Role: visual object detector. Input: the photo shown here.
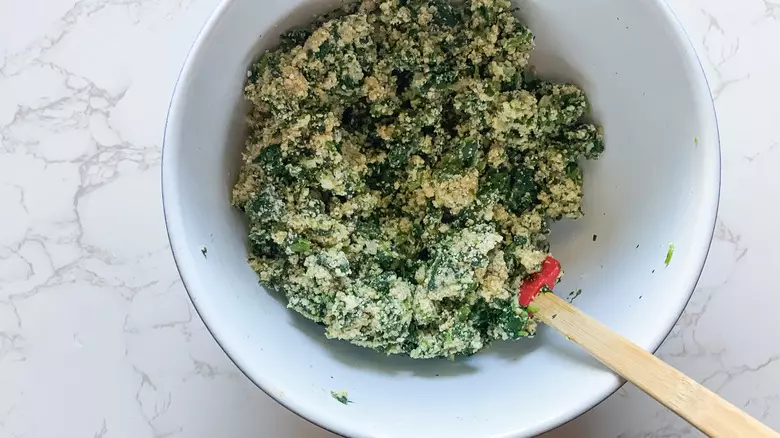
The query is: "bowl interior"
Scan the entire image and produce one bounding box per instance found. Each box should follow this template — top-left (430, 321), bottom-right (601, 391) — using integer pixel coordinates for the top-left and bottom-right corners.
top-left (162, 0), bottom-right (719, 436)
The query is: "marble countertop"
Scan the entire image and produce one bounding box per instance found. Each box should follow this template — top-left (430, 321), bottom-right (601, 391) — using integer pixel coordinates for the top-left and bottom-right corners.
top-left (1, 0), bottom-right (779, 436)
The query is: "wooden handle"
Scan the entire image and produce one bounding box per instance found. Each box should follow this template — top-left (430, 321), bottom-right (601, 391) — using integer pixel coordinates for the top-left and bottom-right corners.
top-left (533, 292), bottom-right (780, 438)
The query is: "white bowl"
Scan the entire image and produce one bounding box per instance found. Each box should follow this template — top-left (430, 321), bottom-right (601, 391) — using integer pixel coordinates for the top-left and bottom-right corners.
top-left (162, 0), bottom-right (720, 436)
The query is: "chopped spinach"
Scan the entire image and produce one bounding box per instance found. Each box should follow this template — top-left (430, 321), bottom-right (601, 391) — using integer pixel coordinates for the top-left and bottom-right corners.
top-left (233, 0), bottom-right (603, 359)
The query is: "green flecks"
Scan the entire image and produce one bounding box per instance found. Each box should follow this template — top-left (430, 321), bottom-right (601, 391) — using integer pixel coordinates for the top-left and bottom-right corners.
top-left (290, 239), bottom-right (311, 254)
top-left (478, 168), bottom-right (510, 203)
top-left (431, 0), bottom-right (459, 27)
top-left (280, 28), bottom-right (312, 50)
top-left (505, 167), bottom-right (539, 214)
top-left (330, 390), bottom-right (351, 405)
top-left (502, 30), bottom-right (533, 52)
top-left (314, 41), bottom-right (332, 59)
top-left (568, 289), bottom-right (582, 302)
top-left (200, 246), bottom-right (207, 258)
top-left (665, 243), bottom-right (675, 266)
top-left (439, 138), bottom-right (480, 173)
top-left (253, 144), bottom-right (286, 179)
top-left (694, 136), bottom-right (699, 146)
top-left (565, 161), bottom-right (582, 182)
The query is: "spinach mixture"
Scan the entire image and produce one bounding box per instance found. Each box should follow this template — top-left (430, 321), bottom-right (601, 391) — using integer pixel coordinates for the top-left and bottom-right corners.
top-left (232, 0), bottom-right (603, 359)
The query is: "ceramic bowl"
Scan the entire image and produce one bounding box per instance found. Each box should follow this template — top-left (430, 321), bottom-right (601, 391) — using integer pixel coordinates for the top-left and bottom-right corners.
top-left (162, 0), bottom-right (720, 436)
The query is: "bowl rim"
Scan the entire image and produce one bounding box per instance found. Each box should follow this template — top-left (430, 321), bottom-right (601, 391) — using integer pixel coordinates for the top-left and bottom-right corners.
top-left (161, 0), bottom-right (721, 435)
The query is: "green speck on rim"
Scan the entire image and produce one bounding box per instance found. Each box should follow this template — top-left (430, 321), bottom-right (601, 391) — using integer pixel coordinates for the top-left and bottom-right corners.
top-left (330, 390), bottom-right (350, 405)
top-left (665, 243), bottom-right (675, 266)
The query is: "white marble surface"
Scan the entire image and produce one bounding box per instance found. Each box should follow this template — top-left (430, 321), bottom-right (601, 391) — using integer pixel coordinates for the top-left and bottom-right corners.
top-left (0, 0), bottom-right (778, 436)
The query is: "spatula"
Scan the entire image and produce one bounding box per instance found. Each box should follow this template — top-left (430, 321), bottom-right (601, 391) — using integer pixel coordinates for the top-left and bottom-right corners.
top-left (525, 257), bottom-right (780, 438)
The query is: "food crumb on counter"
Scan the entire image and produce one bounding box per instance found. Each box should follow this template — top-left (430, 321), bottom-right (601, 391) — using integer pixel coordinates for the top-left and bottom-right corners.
top-left (200, 246), bottom-right (208, 258)
top-left (665, 243), bottom-right (674, 266)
